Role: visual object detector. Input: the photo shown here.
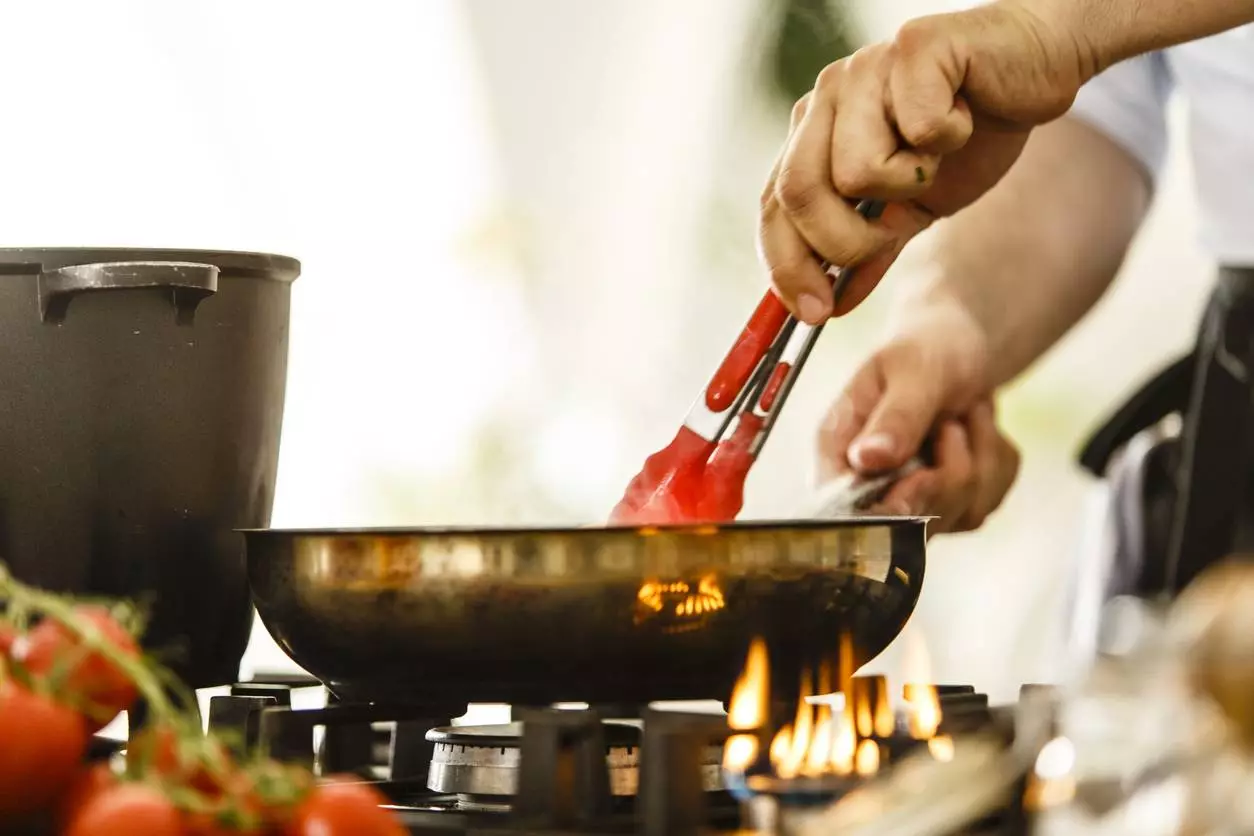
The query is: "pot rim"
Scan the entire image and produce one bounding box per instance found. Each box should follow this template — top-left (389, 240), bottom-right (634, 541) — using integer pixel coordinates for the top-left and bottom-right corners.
top-left (0, 247), bottom-right (300, 282)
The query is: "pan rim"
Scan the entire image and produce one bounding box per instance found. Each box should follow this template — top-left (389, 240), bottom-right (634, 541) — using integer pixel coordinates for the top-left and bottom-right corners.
top-left (238, 516), bottom-right (934, 537)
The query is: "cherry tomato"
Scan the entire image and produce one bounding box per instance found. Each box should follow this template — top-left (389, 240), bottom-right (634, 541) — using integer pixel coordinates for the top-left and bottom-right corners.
top-left (282, 779), bottom-right (406, 836)
top-left (14, 605), bottom-right (140, 731)
top-left (189, 772), bottom-right (273, 836)
top-left (0, 680), bottom-right (88, 817)
top-left (63, 782), bottom-right (184, 836)
top-left (54, 763), bottom-right (120, 829)
top-left (241, 761), bottom-right (314, 829)
top-left (128, 724), bottom-right (232, 795)
top-left (0, 622), bottom-right (18, 655)
top-left (183, 807), bottom-right (265, 836)
top-left (128, 724), bottom-right (185, 775)
top-left (130, 728), bottom-right (276, 834)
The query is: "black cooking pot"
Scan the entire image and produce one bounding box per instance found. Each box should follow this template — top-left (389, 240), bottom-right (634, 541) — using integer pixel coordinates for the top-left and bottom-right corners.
top-left (0, 249), bottom-right (299, 687)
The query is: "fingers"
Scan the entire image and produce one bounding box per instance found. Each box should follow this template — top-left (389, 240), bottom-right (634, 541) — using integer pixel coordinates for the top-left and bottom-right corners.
top-left (874, 420), bottom-right (969, 534)
top-left (873, 469), bottom-right (932, 517)
top-left (760, 92), bottom-right (813, 206)
top-left (847, 346), bottom-right (944, 473)
top-left (758, 207), bottom-right (839, 325)
top-left (906, 420), bottom-right (974, 533)
top-left (957, 400), bottom-right (1020, 529)
top-left (769, 82), bottom-right (889, 321)
top-left (777, 65), bottom-right (891, 264)
top-left (873, 399), bottom-right (1019, 534)
top-left (759, 31), bottom-right (968, 323)
top-left (888, 17), bottom-right (975, 153)
top-left (829, 48), bottom-right (942, 200)
top-left (831, 203), bottom-right (935, 317)
top-left (759, 18), bottom-right (981, 324)
top-left (759, 93), bottom-right (843, 325)
top-left (816, 360), bottom-right (887, 482)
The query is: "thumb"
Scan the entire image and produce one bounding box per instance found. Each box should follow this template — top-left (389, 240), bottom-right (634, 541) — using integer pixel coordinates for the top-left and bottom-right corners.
top-left (848, 369), bottom-right (942, 473)
top-left (816, 360), bottom-right (886, 482)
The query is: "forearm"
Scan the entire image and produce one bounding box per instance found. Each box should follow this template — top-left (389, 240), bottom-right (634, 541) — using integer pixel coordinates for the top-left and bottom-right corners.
top-left (1032, 0), bottom-right (1254, 78)
top-left (890, 116), bottom-right (1151, 388)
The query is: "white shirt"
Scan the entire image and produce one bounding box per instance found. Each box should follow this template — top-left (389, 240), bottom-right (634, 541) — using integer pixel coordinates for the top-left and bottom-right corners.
top-left (1069, 24), bottom-right (1254, 266)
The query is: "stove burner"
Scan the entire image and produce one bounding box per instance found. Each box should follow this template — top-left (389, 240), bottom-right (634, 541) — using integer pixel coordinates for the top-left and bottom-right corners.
top-left (426, 721), bottom-right (723, 800)
top-left (197, 674), bottom-right (1040, 834)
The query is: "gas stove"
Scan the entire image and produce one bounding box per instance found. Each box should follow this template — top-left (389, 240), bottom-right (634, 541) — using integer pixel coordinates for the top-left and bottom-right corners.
top-left (193, 674), bottom-right (1040, 835)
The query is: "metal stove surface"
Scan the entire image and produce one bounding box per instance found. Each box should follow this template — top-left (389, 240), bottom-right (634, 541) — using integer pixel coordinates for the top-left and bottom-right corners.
top-left (189, 674), bottom-right (1034, 835)
top-left (426, 721), bottom-right (724, 802)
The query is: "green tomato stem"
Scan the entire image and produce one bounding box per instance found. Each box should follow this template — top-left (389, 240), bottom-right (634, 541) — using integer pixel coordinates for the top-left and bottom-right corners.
top-left (0, 563), bottom-right (191, 722)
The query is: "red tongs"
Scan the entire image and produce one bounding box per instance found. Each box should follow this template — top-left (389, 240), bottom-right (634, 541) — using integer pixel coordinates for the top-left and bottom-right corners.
top-left (609, 200), bottom-right (886, 525)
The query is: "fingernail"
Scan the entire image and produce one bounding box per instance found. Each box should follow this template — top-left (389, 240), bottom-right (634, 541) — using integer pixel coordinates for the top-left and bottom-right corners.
top-left (850, 433), bottom-right (895, 469)
top-left (796, 293), bottom-right (829, 324)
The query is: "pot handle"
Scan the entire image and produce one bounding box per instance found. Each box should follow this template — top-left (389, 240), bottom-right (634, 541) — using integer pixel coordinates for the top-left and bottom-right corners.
top-left (38, 260), bottom-right (219, 325)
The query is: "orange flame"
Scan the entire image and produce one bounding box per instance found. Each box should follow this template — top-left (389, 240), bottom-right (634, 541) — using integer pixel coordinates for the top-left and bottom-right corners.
top-left (637, 575), bottom-right (726, 619)
top-left (927, 734), bottom-right (955, 762)
top-left (723, 634), bottom-right (891, 780)
top-left (831, 633), bottom-right (858, 776)
top-left (854, 739), bottom-right (880, 776)
top-left (771, 671), bottom-right (815, 779)
top-left (723, 639), bottom-right (769, 772)
top-left (766, 659), bottom-right (867, 780)
top-left (727, 638), bottom-right (769, 731)
top-left (722, 734), bottom-right (759, 771)
top-left (721, 633), bottom-right (952, 782)
top-left (855, 687), bottom-right (873, 739)
top-left (801, 660), bottom-right (834, 776)
top-left (830, 702), bottom-right (856, 776)
top-left (902, 632), bottom-right (942, 739)
top-left (874, 685), bottom-right (895, 738)
top-left (803, 708), bottom-right (834, 776)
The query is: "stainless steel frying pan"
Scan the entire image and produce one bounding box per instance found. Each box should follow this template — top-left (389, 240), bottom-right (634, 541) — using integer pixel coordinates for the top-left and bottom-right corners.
top-left (244, 514), bottom-right (927, 708)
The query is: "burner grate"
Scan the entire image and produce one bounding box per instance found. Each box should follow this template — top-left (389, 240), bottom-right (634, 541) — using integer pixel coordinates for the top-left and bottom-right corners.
top-left (201, 677), bottom-right (1037, 835)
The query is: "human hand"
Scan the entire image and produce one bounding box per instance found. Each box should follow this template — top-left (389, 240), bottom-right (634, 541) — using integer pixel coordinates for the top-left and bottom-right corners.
top-left (817, 308), bottom-right (1020, 534)
top-left (760, 1), bottom-right (1095, 324)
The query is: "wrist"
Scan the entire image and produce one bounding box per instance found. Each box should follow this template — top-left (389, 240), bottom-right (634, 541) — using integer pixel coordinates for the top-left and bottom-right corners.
top-left (885, 292), bottom-right (993, 395)
top-left (1004, 0), bottom-right (1107, 83)
top-left (1017, 0), bottom-right (1254, 77)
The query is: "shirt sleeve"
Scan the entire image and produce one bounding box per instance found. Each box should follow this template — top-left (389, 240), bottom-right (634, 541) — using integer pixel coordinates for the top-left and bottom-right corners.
top-left (1066, 52), bottom-right (1175, 185)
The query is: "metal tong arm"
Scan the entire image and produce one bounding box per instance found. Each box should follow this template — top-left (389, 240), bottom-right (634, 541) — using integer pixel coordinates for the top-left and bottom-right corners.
top-left (729, 199), bottom-right (886, 456)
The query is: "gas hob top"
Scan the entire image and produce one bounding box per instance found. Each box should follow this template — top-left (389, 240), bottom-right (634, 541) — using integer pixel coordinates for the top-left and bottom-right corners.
top-left (177, 674), bottom-right (1037, 835)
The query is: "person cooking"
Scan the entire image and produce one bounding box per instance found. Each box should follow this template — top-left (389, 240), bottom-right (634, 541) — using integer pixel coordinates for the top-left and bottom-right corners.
top-left (760, 0), bottom-right (1254, 599)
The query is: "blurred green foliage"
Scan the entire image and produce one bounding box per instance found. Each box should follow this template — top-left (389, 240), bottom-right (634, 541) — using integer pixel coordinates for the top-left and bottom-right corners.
top-left (766, 0), bottom-right (861, 105)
